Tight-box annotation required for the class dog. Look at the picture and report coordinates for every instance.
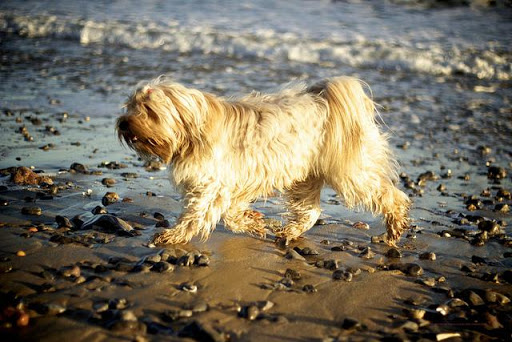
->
[117,76,410,246]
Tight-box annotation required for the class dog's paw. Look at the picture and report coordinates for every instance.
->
[151,229,190,245]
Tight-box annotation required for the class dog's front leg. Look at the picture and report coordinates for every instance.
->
[151,183,229,244]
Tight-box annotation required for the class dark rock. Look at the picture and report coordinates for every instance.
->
[91,206,108,215]
[80,214,139,236]
[332,270,353,282]
[102,192,119,206]
[101,178,116,187]
[284,249,306,261]
[359,247,375,259]
[386,247,402,258]
[70,163,89,174]
[389,263,423,276]
[419,252,436,261]
[178,320,226,342]
[21,207,42,216]
[55,215,74,229]
[342,317,364,330]
[284,268,302,280]
[478,220,500,235]
[487,166,507,180]
[151,261,174,273]
[302,284,317,293]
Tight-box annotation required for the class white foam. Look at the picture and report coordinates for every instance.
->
[1,12,510,80]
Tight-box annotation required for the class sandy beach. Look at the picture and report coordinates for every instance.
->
[1,87,511,341]
[1,0,512,341]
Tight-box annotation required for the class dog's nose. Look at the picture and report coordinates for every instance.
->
[118,120,129,131]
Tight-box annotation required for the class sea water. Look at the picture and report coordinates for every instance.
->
[1,0,511,113]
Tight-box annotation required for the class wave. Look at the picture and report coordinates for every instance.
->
[1,12,510,80]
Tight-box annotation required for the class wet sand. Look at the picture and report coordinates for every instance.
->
[0,100,511,342]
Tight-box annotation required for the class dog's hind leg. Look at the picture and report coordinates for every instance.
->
[275,177,323,241]
[222,201,266,238]
[329,175,410,246]
[152,183,230,244]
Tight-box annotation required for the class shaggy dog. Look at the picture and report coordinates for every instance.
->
[117,76,410,246]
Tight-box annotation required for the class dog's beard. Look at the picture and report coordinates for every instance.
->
[116,116,176,163]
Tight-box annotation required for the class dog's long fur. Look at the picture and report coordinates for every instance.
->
[117,76,410,245]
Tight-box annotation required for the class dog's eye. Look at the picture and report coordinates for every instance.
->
[118,120,130,131]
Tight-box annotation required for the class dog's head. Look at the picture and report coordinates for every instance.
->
[116,78,214,163]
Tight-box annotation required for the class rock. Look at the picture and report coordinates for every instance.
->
[352,221,370,230]
[478,220,500,235]
[419,252,436,261]
[341,317,364,330]
[302,284,317,293]
[471,231,488,246]
[284,249,306,261]
[487,166,507,180]
[101,178,117,187]
[102,192,119,206]
[359,247,375,259]
[386,247,402,258]
[55,215,74,229]
[91,206,108,215]
[70,163,89,174]
[332,270,353,282]
[294,246,319,256]
[323,259,339,270]
[495,203,509,213]
[389,263,423,276]
[284,268,302,281]
[153,212,165,220]
[121,172,138,179]
[178,321,226,342]
[179,283,197,293]
[11,167,44,185]
[80,214,139,236]
[151,261,174,273]
[21,207,42,216]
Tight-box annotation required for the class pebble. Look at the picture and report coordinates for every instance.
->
[419,252,436,261]
[386,247,402,259]
[495,203,509,213]
[102,192,119,206]
[341,317,363,330]
[322,259,339,270]
[151,261,174,273]
[284,249,306,261]
[478,220,500,235]
[21,206,42,216]
[284,268,302,280]
[389,263,424,276]
[153,212,165,220]
[487,166,507,180]
[359,247,375,259]
[91,206,108,215]
[302,284,317,293]
[69,163,89,174]
[178,321,225,342]
[352,221,370,230]
[294,246,319,256]
[471,231,488,246]
[121,172,138,179]
[80,214,139,237]
[101,178,117,187]
[16,250,26,257]
[332,270,353,282]
[60,265,81,278]
[180,283,198,293]
[55,215,74,229]
[11,166,42,185]
[315,219,327,225]
[0,199,9,206]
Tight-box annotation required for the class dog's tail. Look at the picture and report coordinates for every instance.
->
[311,76,376,173]
[311,77,397,207]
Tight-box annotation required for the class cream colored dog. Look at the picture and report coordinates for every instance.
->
[117,76,410,246]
